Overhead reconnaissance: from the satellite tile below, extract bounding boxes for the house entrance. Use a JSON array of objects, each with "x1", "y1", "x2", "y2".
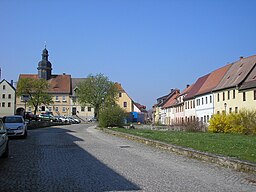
[{"x1": 72, "y1": 107, "x2": 77, "y2": 115}]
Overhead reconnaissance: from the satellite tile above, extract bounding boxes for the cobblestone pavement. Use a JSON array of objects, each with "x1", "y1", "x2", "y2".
[{"x1": 0, "y1": 124, "x2": 255, "y2": 192}]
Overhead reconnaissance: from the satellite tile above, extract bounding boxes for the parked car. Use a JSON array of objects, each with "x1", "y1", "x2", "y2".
[
  {"x1": 88, "y1": 117, "x2": 97, "y2": 122},
  {"x1": 0, "y1": 118, "x2": 9, "y2": 157},
  {"x1": 25, "y1": 112, "x2": 40, "y2": 121},
  {"x1": 58, "y1": 116, "x2": 70, "y2": 123},
  {"x1": 39, "y1": 113, "x2": 58, "y2": 122},
  {"x1": 67, "y1": 116, "x2": 81, "y2": 124},
  {"x1": 2, "y1": 115, "x2": 27, "y2": 138}
]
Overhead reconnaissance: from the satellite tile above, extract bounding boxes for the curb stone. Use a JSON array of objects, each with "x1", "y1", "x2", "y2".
[{"x1": 98, "y1": 127, "x2": 256, "y2": 173}]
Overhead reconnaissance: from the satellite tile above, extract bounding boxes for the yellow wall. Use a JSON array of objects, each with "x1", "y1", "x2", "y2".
[
  {"x1": 116, "y1": 92, "x2": 133, "y2": 112},
  {"x1": 214, "y1": 88, "x2": 256, "y2": 114}
]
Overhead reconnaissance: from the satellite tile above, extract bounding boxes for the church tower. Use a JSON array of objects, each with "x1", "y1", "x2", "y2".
[{"x1": 37, "y1": 48, "x2": 52, "y2": 80}]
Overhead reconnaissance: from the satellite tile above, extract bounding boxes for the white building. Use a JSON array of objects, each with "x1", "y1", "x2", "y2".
[{"x1": 0, "y1": 79, "x2": 16, "y2": 117}]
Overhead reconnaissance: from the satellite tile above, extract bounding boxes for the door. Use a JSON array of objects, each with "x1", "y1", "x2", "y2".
[{"x1": 72, "y1": 107, "x2": 76, "y2": 115}]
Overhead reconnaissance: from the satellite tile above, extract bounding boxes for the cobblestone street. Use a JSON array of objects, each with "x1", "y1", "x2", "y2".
[{"x1": 0, "y1": 124, "x2": 255, "y2": 192}]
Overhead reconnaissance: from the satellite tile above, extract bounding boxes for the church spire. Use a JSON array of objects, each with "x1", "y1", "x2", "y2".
[{"x1": 37, "y1": 47, "x2": 52, "y2": 80}]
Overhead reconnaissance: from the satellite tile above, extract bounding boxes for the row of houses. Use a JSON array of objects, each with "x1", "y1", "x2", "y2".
[
  {"x1": 0, "y1": 48, "x2": 146, "y2": 122},
  {"x1": 153, "y1": 55, "x2": 256, "y2": 126}
]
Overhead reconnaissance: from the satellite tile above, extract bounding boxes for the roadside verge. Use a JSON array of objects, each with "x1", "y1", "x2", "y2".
[{"x1": 98, "y1": 127, "x2": 256, "y2": 173}]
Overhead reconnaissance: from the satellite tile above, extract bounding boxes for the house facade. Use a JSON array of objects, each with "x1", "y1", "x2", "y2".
[
  {"x1": 194, "y1": 64, "x2": 231, "y2": 124},
  {"x1": 213, "y1": 56, "x2": 256, "y2": 114},
  {"x1": 0, "y1": 79, "x2": 16, "y2": 117},
  {"x1": 153, "y1": 54, "x2": 256, "y2": 126}
]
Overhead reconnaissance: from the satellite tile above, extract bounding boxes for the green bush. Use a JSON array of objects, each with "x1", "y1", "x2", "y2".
[
  {"x1": 208, "y1": 113, "x2": 228, "y2": 133},
  {"x1": 99, "y1": 105, "x2": 126, "y2": 128},
  {"x1": 209, "y1": 109, "x2": 256, "y2": 135}
]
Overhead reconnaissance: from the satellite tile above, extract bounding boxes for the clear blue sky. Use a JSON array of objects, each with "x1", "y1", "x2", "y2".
[{"x1": 1, "y1": 0, "x2": 256, "y2": 109}]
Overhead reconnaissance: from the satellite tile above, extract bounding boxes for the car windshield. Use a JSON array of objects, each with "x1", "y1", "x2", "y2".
[{"x1": 4, "y1": 117, "x2": 23, "y2": 123}]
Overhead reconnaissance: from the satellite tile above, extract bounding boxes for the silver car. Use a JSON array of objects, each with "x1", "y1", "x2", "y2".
[
  {"x1": 3, "y1": 115, "x2": 27, "y2": 138},
  {"x1": 0, "y1": 118, "x2": 9, "y2": 157}
]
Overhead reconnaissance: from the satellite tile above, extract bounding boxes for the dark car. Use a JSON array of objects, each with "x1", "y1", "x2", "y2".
[{"x1": 25, "y1": 112, "x2": 39, "y2": 121}]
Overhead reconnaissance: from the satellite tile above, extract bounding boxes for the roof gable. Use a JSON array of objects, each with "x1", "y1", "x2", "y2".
[
  {"x1": 196, "y1": 64, "x2": 231, "y2": 96},
  {"x1": 162, "y1": 90, "x2": 180, "y2": 108},
  {"x1": 184, "y1": 74, "x2": 210, "y2": 100},
  {"x1": 239, "y1": 64, "x2": 256, "y2": 90},
  {"x1": 214, "y1": 55, "x2": 256, "y2": 91}
]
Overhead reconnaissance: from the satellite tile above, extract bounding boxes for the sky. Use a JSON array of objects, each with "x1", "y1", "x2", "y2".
[{"x1": 1, "y1": 0, "x2": 256, "y2": 109}]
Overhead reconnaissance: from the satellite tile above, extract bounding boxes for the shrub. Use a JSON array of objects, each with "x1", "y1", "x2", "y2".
[
  {"x1": 99, "y1": 105, "x2": 126, "y2": 128},
  {"x1": 208, "y1": 113, "x2": 228, "y2": 133},
  {"x1": 209, "y1": 109, "x2": 256, "y2": 135}
]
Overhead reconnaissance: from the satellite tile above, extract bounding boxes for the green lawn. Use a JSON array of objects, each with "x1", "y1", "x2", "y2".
[{"x1": 112, "y1": 128, "x2": 256, "y2": 163}]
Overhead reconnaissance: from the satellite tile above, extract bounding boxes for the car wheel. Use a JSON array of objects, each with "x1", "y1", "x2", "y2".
[
  {"x1": 22, "y1": 130, "x2": 27, "y2": 139},
  {"x1": 2, "y1": 142, "x2": 9, "y2": 158}
]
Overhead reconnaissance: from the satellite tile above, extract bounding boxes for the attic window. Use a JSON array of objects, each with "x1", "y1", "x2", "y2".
[
  {"x1": 238, "y1": 72, "x2": 242, "y2": 76},
  {"x1": 227, "y1": 76, "x2": 230, "y2": 79}
]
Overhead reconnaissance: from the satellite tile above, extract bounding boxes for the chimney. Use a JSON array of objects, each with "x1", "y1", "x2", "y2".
[
  {"x1": 240, "y1": 56, "x2": 243, "y2": 60},
  {"x1": 186, "y1": 84, "x2": 190, "y2": 88},
  {"x1": 11, "y1": 80, "x2": 13, "y2": 86},
  {"x1": 63, "y1": 73, "x2": 66, "y2": 75}
]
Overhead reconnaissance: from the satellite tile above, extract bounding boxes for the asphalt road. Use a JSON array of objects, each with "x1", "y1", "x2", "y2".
[{"x1": 0, "y1": 123, "x2": 255, "y2": 192}]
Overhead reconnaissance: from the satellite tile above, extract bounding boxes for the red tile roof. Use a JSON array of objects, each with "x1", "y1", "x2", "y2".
[
  {"x1": 184, "y1": 74, "x2": 210, "y2": 100},
  {"x1": 19, "y1": 74, "x2": 71, "y2": 94},
  {"x1": 196, "y1": 64, "x2": 231, "y2": 96},
  {"x1": 214, "y1": 55, "x2": 256, "y2": 91},
  {"x1": 162, "y1": 90, "x2": 180, "y2": 108}
]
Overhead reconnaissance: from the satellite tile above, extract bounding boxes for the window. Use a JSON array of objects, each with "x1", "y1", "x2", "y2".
[
  {"x1": 217, "y1": 93, "x2": 220, "y2": 102},
  {"x1": 81, "y1": 106, "x2": 85, "y2": 112},
  {"x1": 223, "y1": 92, "x2": 225, "y2": 101},
  {"x1": 2, "y1": 94, "x2": 5, "y2": 99},
  {"x1": 210, "y1": 95, "x2": 212, "y2": 103},
  {"x1": 49, "y1": 107, "x2": 52, "y2": 112},
  {"x1": 55, "y1": 107, "x2": 59, "y2": 112},
  {"x1": 193, "y1": 100, "x2": 195, "y2": 108},
  {"x1": 205, "y1": 97, "x2": 208, "y2": 104},
  {"x1": 88, "y1": 107, "x2": 91, "y2": 112},
  {"x1": 62, "y1": 107, "x2": 66, "y2": 112},
  {"x1": 227, "y1": 91, "x2": 230, "y2": 100},
  {"x1": 202, "y1": 98, "x2": 204, "y2": 105},
  {"x1": 229, "y1": 108, "x2": 232, "y2": 113},
  {"x1": 235, "y1": 107, "x2": 238, "y2": 113},
  {"x1": 254, "y1": 90, "x2": 256, "y2": 100},
  {"x1": 119, "y1": 92, "x2": 122, "y2": 97},
  {"x1": 8, "y1": 94, "x2": 11, "y2": 99},
  {"x1": 243, "y1": 92, "x2": 246, "y2": 101},
  {"x1": 2, "y1": 102, "x2": 5, "y2": 107},
  {"x1": 55, "y1": 96, "x2": 59, "y2": 101},
  {"x1": 123, "y1": 102, "x2": 127, "y2": 108},
  {"x1": 233, "y1": 90, "x2": 235, "y2": 99},
  {"x1": 207, "y1": 115, "x2": 209, "y2": 122},
  {"x1": 217, "y1": 111, "x2": 220, "y2": 114},
  {"x1": 62, "y1": 96, "x2": 66, "y2": 102},
  {"x1": 3, "y1": 85, "x2": 6, "y2": 90},
  {"x1": 8, "y1": 102, "x2": 11, "y2": 107}
]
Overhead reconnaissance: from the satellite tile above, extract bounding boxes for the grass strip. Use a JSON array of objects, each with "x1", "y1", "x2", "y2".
[{"x1": 112, "y1": 128, "x2": 256, "y2": 163}]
